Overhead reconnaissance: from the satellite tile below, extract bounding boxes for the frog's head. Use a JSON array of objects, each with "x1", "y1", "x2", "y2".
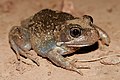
[{"x1": 56, "y1": 15, "x2": 100, "y2": 47}]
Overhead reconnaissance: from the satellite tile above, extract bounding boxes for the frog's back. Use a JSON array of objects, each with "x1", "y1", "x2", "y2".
[
  {"x1": 25, "y1": 9, "x2": 76, "y2": 39},
  {"x1": 33, "y1": 9, "x2": 75, "y2": 24},
  {"x1": 28, "y1": 9, "x2": 75, "y2": 33}
]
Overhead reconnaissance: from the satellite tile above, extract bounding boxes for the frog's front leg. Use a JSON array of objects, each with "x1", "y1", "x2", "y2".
[
  {"x1": 9, "y1": 26, "x2": 40, "y2": 66},
  {"x1": 93, "y1": 24, "x2": 110, "y2": 46},
  {"x1": 45, "y1": 47, "x2": 90, "y2": 75}
]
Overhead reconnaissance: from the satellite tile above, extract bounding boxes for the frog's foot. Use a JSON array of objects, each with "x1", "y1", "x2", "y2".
[
  {"x1": 76, "y1": 52, "x2": 120, "y2": 65},
  {"x1": 67, "y1": 58, "x2": 90, "y2": 69},
  {"x1": 98, "y1": 40, "x2": 108, "y2": 51},
  {"x1": 100, "y1": 54, "x2": 120, "y2": 65},
  {"x1": 25, "y1": 52, "x2": 40, "y2": 66},
  {"x1": 77, "y1": 57, "x2": 106, "y2": 63},
  {"x1": 63, "y1": 58, "x2": 90, "y2": 75},
  {"x1": 11, "y1": 44, "x2": 40, "y2": 66},
  {"x1": 15, "y1": 48, "x2": 40, "y2": 66},
  {"x1": 66, "y1": 58, "x2": 90, "y2": 75}
]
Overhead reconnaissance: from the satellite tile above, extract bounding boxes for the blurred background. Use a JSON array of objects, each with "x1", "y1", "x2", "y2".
[{"x1": 0, "y1": 0, "x2": 120, "y2": 80}]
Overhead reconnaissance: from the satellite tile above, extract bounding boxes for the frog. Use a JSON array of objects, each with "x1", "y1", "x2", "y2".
[{"x1": 9, "y1": 9, "x2": 110, "y2": 75}]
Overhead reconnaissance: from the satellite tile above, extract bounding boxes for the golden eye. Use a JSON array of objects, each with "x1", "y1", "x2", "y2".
[{"x1": 70, "y1": 27, "x2": 81, "y2": 38}]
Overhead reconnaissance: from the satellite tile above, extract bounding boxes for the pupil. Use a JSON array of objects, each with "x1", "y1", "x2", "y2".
[
  {"x1": 70, "y1": 27, "x2": 81, "y2": 38},
  {"x1": 73, "y1": 29, "x2": 79, "y2": 36}
]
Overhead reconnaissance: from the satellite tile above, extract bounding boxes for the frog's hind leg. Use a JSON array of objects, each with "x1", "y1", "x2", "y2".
[{"x1": 9, "y1": 26, "x2": 40, "y2": 66}]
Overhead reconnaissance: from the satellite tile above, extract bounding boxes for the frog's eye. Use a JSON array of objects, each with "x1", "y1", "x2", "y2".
[{"x1": 70, "y1": 27, "x2": 82, "y2": 38}]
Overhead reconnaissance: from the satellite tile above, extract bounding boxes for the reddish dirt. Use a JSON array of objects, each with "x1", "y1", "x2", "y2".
[{"x1": 0, "y1": 0, "x2": 120, "y2": 80}]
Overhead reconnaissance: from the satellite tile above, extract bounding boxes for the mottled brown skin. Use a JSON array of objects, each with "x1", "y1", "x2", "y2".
[{"x1": 9, "y1": 9, "x2": 110, "y2": 75}]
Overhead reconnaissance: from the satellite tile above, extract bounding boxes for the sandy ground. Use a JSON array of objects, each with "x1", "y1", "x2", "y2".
[{"x1": 0, "y1": 0, "x2": 120, "y2": 80}]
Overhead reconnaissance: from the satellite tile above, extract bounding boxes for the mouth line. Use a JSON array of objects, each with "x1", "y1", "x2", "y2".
[
  {"x1": 66, "y1": 44, "x2": 89, "y2": 47},
  {"x1": 57, "y1": 42, "x2": 92, "y2": 47}
]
